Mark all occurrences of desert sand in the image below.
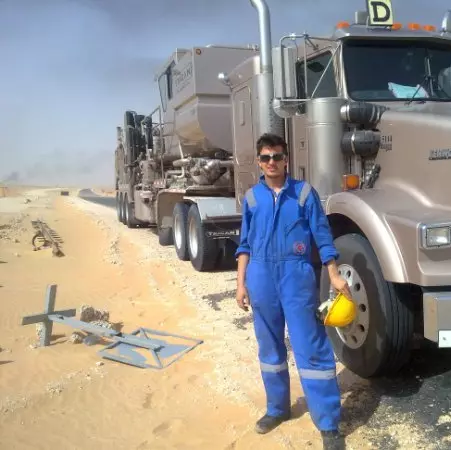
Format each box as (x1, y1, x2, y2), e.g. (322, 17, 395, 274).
(0, 185, 411, 450)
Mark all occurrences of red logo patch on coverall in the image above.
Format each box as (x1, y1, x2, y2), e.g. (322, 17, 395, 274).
(293, 241, 306, 255)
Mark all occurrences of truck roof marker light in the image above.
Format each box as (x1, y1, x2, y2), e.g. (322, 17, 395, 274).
(407, 23, 421, 30)
(391, 22, 402, 30)
(336, 21, 350, 29)
(342, 174, 360, 191)
(423, 24, 437, 32)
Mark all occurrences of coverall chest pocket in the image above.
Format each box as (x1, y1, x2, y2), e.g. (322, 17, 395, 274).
(284, 216, 309, 257)
(249, 214, 266, 257)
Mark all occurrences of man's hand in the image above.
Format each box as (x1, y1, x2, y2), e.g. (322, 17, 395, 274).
(326, 259, 352, 299)
(236, 284, 250, 311)
(236, 253, 250, 311)
(330, 273, 352, 299)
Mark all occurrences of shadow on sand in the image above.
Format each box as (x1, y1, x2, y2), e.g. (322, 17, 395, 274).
(338, 347, 451, 435)
(283, 346, 451, 445)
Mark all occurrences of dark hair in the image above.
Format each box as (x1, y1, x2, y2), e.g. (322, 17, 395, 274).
(256, 133, 288, 156)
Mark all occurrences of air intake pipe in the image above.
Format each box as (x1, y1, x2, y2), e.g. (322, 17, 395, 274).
(340, 102, 387, 127)
(249, 0, 284, 138)
(341, 130, 381, 157)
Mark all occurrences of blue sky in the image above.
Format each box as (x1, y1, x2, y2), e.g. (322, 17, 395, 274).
(0, 0, 448, 186)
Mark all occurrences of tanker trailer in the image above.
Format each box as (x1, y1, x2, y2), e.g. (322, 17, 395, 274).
(115, 0, 283, 273)
(115, 44, 261, 271)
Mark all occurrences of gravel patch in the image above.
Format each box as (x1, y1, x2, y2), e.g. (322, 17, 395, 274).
(0, 213, 30, 242)
(352, 349, 451, 450)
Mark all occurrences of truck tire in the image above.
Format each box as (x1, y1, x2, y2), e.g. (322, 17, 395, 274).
(120, 194, 128, 224)
(319, 233, 414, 378)
(187, 204, 219, 272)
(172, 202, 190, 261)
(116, 193, 122, 223)
(124, 194, 141, 228)
(118, 193, 126, 224)
(158, 227, 173, 246)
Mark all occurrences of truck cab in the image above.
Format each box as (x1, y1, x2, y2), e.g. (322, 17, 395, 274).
(260, 4, 451, 378)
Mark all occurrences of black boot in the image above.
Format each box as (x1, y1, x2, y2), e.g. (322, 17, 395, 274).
(255, 413, 291, 434)
(321, 430, 346, 450)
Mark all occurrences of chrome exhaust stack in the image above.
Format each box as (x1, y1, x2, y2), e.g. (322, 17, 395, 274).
(249, 0, 284, 138)
(249, 0, 272, 74)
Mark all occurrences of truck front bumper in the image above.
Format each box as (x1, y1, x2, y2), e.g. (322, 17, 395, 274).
(424, 291, 451, 347)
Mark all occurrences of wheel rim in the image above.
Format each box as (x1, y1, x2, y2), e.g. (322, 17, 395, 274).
(332, 263, 370, 350)
(174, 214, 183, 249)
(188, 216, 198, 259)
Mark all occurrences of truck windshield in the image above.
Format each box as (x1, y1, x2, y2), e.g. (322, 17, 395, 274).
(343, 39, 451, 102)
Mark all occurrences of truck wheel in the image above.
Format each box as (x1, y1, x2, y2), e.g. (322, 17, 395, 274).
(319, 233, 414, 378)
(172, 202, 190, 261)
(119, 193, 126, 224)
(121, 194, 128, 225)
(116, 193, 122, 222)
(123, 194, 130, 225)
(124, 194, 140, 228)
(187, 204, 219, 271)
(158, 227, 173, 246)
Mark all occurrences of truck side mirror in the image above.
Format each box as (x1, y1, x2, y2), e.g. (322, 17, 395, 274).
(272, 45, 298, 100)
(272, 45, 299, 118)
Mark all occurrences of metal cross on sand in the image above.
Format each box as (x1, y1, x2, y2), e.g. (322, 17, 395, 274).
(22, 284, 204, 369)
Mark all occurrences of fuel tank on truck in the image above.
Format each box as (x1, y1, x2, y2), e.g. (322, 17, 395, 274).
(159, 45, 259, 161)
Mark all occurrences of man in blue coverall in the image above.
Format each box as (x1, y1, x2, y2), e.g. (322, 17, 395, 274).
(235, 133, 351, 450)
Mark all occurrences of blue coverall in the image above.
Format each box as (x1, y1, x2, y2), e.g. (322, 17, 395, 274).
(235, 175, 341, 431)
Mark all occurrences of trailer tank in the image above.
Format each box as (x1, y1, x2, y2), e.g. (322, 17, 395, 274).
(155, 45, 259, 162)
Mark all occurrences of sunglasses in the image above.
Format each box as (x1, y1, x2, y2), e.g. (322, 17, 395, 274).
(258, 152, 285, 163)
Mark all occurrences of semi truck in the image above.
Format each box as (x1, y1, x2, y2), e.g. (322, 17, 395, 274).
(115, 0, 451, 379)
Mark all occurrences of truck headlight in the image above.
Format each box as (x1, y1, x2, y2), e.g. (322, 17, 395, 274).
(420, 224, 451, 248)
(427, 227, 451, 246)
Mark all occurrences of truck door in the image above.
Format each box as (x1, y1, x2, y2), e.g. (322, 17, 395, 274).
(289, 50, 339, 182)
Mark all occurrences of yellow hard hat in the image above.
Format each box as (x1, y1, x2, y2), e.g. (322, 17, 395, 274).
(319, 293, 357, 328)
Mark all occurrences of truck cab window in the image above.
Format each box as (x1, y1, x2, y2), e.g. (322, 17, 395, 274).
(343, 39, 451, 101)
(296, 52, 338, 100)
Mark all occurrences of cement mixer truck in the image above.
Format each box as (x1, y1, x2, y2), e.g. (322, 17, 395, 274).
(115, 0, 451, 379)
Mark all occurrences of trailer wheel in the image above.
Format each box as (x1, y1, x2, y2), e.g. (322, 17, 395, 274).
(187, 204, 219, 271)
(158, 227, 173, 246)
(121, 193, 129, 225)
(124, 194, 141, 228)
(118, 193, 126, 224)
(123, 193, 130, 225)
(172, 202, 190, 261)
(116, 193, 122, 223)
(320, 233, 414, 378)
